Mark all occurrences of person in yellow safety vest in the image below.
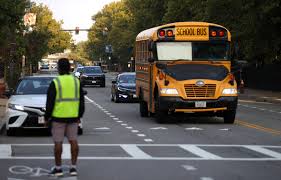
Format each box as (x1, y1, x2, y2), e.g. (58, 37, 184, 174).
(45, 58, 85, 177)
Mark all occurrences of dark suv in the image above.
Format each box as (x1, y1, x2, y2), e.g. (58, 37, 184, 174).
(80, 66, 105, 87)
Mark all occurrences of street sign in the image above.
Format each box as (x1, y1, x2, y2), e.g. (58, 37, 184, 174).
(24, 13, 36, 26)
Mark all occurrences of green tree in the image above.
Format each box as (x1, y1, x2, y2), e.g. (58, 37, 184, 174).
(25, 3, 72, 70)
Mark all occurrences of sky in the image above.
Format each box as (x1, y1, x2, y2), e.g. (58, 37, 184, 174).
(32, 0, 119, 43)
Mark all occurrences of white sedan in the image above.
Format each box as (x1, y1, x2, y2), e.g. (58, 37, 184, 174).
(4, 75, 83, 136)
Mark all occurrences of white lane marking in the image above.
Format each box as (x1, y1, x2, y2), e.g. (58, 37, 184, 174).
(62, 144, 71, 159)
(103, 111, 109, 113)
(219, 128, 230, 131)
(8, 178, 26, 180)
(120, 145, 151, 159)
(113, 118, 119, 120)
(110, 115, 115, 118)
(131, 130, 139, 133)
(126, 127, 133, 129)
(0, 145, 12, 157)
(185, 127, 203, 130)
(7, 144, 281, 148)
(94, 127, 110, 130)
(144, 139, 154, 142)
(259, 108, 265, 111)
(121, 124, 128, 126)
(201, 177, 214, 180)
(244, 146, 281, 158)
(137, 134, 146, 137)
(150, 127, 167, 130)
(251, 107, 257, 108)
(85, 96, 94, 103)
(182, 165, 197, 171)
(106, 113, 111, 115)
(117, 121, 123, 123)
(61, 177, 78, 180)
(179, 145, 222, 159)
(2, 157, 281, 161)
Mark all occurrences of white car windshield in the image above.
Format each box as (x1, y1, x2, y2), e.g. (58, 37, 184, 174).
(156, 41, 230, 61)
(15, 77, 54, 95)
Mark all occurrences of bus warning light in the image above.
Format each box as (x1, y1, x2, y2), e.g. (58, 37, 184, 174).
(219, 30, 225, 37)
(167, 30, 173, 37)
(159, 30, 165, 37)
(211, 30, 217, 37)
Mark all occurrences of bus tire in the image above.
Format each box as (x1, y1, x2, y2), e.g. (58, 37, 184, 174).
(140, 100, 148, 117)
(154, 96, 168, 123)
(223, 110, 236, 124)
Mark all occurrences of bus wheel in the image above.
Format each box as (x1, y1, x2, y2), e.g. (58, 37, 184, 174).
(223, 110, 236, 124)
(139, 100, 148, 117)
(154, 96, 167, 123)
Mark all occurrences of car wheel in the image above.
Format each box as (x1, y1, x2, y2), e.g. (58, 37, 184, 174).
(78, 128, 83, 135)
(100, 82, 106, 87)
(114, 93, 120, 103)
(223, 110, 236, 124)
(6, 128, 16, 136)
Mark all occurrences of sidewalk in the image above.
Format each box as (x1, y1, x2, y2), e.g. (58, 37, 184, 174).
(239, 88, 281, 104)
(0, 98, 7, 132)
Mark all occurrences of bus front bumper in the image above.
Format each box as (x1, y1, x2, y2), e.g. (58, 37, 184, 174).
(158, 96, 238, 112)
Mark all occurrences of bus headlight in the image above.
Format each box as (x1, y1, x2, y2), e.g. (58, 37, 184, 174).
(222, 88, 237, 95)
(160, 88, 179, 95)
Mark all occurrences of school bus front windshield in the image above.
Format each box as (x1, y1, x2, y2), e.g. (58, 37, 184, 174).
(156, 41, 230, 61)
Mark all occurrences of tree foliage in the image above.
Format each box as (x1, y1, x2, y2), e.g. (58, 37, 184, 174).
(86, 0, 281, 66)
(25, 3, 72, 65)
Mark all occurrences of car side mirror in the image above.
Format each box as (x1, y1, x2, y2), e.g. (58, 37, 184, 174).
(83, 90, 88, 95)
(112, 80, 117, 84)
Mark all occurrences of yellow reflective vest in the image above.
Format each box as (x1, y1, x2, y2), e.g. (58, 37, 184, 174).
(52, 75, 80, 118)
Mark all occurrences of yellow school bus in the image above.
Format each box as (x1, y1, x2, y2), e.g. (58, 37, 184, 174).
(135, 22, 237, 123)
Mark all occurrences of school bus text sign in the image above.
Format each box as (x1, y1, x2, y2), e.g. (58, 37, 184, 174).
(175, 27, 209, 41)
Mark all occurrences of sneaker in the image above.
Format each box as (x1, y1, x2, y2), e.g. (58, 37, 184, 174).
(49, 167, 63, 177)
(69, 167, 78, 176)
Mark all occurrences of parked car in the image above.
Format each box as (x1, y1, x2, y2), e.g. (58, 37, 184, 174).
(4, 75, 83, 136)
(74, 66, 84, 78)
(40, 64, 49, 70)
(111, 72, 137, 103)
(80, 66, 105, 87)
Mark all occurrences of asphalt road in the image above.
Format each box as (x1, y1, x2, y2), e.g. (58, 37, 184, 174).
(0, 73, 280, 180)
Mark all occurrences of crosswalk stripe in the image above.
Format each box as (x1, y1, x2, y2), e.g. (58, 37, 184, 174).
(0, 145, 12, 157)
(62, 144, 71, 159)
(120, 145, 151, 159)
(244, 146, 281, 158)
(179, 145, 222, 159)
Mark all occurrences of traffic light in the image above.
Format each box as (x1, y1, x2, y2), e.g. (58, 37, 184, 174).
(75, 27, 79, 35)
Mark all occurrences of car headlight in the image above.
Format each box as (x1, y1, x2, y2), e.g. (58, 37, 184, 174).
(222, 88, 237, 95)
(81, 75, 88, 78)
(8, 103, 24, 111)
(118, 87, 127, 91)
(160, 88, 179, 95)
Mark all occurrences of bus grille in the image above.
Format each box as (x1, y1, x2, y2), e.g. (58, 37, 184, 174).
(184, 84, 216, 97)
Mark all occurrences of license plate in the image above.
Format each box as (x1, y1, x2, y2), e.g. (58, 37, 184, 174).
(195, 101, 206, 108)
(92, 80, 96, 83)
(38, 116, 45, 124)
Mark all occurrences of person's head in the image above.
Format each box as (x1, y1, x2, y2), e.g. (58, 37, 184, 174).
(57, 58, 70, 75)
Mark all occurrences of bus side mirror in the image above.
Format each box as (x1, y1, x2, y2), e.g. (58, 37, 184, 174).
(148, 41, 155, 51)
